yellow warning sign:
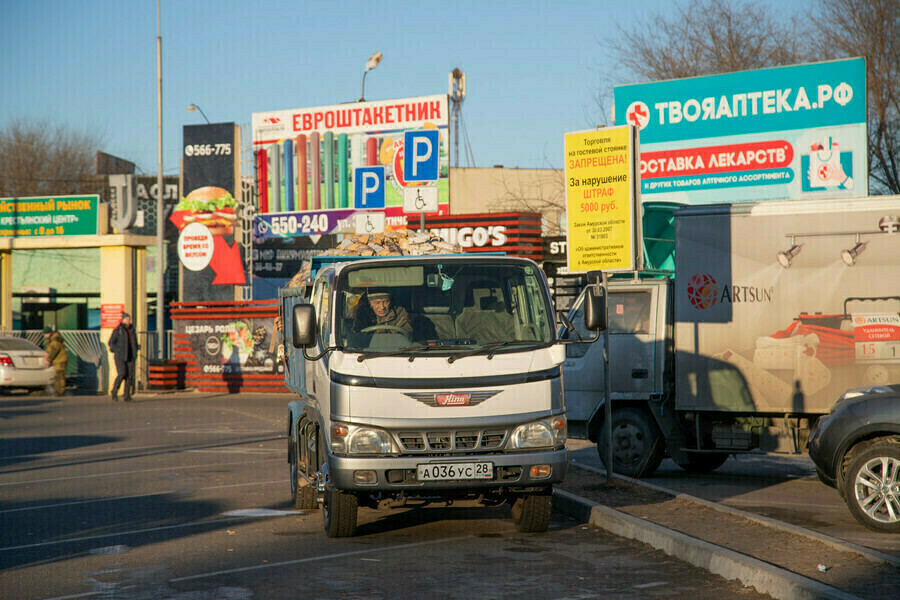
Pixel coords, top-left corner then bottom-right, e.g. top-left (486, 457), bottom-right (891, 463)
top-left (564, 125), bottom-right (638, 272)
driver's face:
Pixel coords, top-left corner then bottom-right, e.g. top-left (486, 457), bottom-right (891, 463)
top-left (369, 298), bottom-right (391, 317)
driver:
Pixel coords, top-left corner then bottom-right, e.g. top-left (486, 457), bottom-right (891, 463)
top-left (351, 288), bottom-right (413, 335)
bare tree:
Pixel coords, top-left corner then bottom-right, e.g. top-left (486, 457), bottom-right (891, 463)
top-left (0, 119), bottom-right (105, 198)
top-left (495, 167), bottom-right (568, 236)
top-left (613, 0), bottom-right (807, 82)
top-left (810, 0), bottom-right (899, 194)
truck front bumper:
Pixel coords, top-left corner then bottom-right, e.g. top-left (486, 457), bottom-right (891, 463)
top-left (328, 447), bottom-right (568, 492)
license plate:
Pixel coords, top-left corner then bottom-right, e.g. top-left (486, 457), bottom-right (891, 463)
top-left (417, 462), bottom-right (492, 481)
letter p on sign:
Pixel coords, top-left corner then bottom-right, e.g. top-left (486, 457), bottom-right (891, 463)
top-left (354, 166), bottom-right (385, 209)
top-left (404, 129), bottom-right (440, 182)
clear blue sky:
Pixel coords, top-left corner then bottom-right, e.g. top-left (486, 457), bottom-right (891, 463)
top-left (2, 0), bottom-right (805, 176)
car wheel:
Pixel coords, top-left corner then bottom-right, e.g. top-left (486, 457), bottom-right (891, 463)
top-left (510, 488), bottom-right (552, 533)
top-left (597, 407), bottom-right (664, 478)
top-left (322, 485), bottom-right (358, 538)
top-left (841, 438), bottom-right (900, 533)
top-left (674, 452), bottom-right (729, 473)
top-left (289, 433), bottom-right (318, 510)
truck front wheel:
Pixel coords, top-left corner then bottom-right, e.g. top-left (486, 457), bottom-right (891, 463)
top-left (323, 485), bottom-right (359, 537)
top-left (289, 435), bottom-right (318, 510)
top-left (597, 407), bottom-right (664, 478)
top-left (510, 488), bottom-right (552, 533)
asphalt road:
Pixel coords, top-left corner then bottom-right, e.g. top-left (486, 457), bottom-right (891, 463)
top-left (568, 439), bottom-right (900, 557)
top-left (0, 391), bottom-right (768, 600)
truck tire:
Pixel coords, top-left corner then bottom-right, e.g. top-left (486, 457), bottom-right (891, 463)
top-left (597, 407), bottom-right (664, 478)
top-left (510, 488), bottom-right (552, 533)
top-left (840, 438), bottom-right (900, 533)
top-left (674, 453), bottom-right (729, 473)
top-left (323, 485), bottom-right (358, 538)
top-left (289, 435), bottom-right (318, 510)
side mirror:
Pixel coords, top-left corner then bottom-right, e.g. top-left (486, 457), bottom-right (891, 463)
top-left (292, 304), bottom-right (317, 348)
top-left (583, 271), bottom-right (607, 332)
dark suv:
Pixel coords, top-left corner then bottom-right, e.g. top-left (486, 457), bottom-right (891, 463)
top-left (807, 384), bottom-right (900, 533)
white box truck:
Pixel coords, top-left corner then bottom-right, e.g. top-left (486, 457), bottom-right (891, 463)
top-left (562, 196), bottom-right (900, 476)
top-left (281, 253), bottom-right (604, 536)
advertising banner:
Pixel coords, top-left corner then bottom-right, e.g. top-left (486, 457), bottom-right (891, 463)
top-left (614, 57), bottom-right (867, 204)
top-left (564, 126), bottom-right (640, 272)
top-left (252, 95), bottom-right (450, 212)
top-left (177, 317), bottom-right (281, 377)
top-left (177, 123), bottom-right (244, 301)
top-left (254, 204), bottom-right (450, 240)
top-left (0, 195), bottom-right (98, 238)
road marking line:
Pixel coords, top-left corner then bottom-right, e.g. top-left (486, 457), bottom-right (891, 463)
top-left (0, 480), bottom-right (286, 514)
top-left (0, 435), bottom-right (284, 462)
top-left (169, 536), bottom-right (472, 583)
top-left (0, 458), bottom-right (280, 487)
top-left (0, 517), bottom-right (244, 552)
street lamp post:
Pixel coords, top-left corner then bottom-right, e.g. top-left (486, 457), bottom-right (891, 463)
top-left (359, 52), bottom-right (382, 102)
top-left (187, 104), bottom-right (210, 124)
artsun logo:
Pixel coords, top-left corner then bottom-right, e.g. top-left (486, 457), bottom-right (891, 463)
top-left (687, 273), bottom-right (773, 309)
top-left (687, 273), bottom-right (719, 309)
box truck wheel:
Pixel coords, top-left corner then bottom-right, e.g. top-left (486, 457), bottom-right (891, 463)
top-left (597, 407), bottom-right (664, 478)
top-left (674, 452), bottom-right (729, 473)
top-left (289, 434), bottom-right (318, 510)
top-left (323, 485), bottom-right (359, 537)
top-left (510, 488), bottom-right (552, 533)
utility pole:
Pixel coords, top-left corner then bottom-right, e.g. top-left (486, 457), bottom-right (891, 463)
top-left (156, 0), bottom-right (165, 359)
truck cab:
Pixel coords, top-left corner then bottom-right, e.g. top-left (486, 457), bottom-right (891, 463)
top-left (282, 254), bottom-right (602, 536)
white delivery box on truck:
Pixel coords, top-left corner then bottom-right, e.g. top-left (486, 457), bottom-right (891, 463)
top-left (562, 196), bottom-right (900, 476)
top-left (281, 253), bottom-right (605, 536)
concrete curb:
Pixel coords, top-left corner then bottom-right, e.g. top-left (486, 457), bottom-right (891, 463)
top-left (553, 488), bottom-right (862, 600)
top-left (570, 460), bottom-right (900, 568)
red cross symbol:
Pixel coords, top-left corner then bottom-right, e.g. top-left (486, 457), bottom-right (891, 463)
top-left (626, 101), bottom-right (650, 130)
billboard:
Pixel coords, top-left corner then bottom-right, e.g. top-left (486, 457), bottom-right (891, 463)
top-left (0, 195), bottom-right (98, 237)
top-left (176, 123), bottom-right (245, 302)
top-left (614, 57), bottom-right (867, 204)
top-left (251, 95), bottom-right (450, 218)
top-left (564, 126), bottom-right (641, 272)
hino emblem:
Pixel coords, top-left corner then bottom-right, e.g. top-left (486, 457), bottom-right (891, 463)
top-left (403, 391), bottom-right (500, 407)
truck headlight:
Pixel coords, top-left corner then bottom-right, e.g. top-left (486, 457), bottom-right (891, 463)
top-left (331, 422), bottom-right (396, 455)
top-left (509, 416), bottom-right (566, 449)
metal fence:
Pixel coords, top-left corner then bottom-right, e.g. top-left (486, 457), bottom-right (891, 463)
top-left (1, 329), bottom-right (173, 394)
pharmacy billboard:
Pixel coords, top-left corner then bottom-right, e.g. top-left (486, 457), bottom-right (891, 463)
top-left (614, 57), bottom-right (867, 204)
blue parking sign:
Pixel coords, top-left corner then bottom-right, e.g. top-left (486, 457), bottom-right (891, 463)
top-left (403, 130), bottom-right (439, 182)
top-left (354, 166), bottom-right (385, 208)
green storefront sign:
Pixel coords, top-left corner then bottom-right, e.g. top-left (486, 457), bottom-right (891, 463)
top-left (0, 195), bottom-right (99, 238)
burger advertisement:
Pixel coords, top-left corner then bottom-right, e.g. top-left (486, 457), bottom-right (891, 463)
top-left (177, 123), bottom-right (246, 301)
top-left (171, 186), bottom-right (237, 236)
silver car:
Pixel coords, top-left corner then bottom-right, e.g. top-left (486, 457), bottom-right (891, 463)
top-left (0, 336), bottom-right (54, 393)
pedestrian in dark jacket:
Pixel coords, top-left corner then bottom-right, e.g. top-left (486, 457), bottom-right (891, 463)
top-left (44, 326), bottom-right (68, 396)
top-left (109, 313), bottom-right (138, 402)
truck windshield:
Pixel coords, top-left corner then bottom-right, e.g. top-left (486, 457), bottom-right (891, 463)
top-left (336, 260), bottom-right (553, 355)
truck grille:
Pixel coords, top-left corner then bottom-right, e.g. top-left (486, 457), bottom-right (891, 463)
top-left (397, 429), bottom-right (508, 453)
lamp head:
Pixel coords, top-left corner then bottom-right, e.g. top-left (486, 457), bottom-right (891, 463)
top-left (365, 51), bottom-right (383, 72)
top-left (841, 242), bottom-right (866, 266)
top-left (777, 244), bottom-right (801, 268)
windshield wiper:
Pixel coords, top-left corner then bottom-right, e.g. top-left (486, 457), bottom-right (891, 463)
top-left (356, 344), bottom-right (471, 362)
top-left (446, 340), bottom-right (541, 363)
